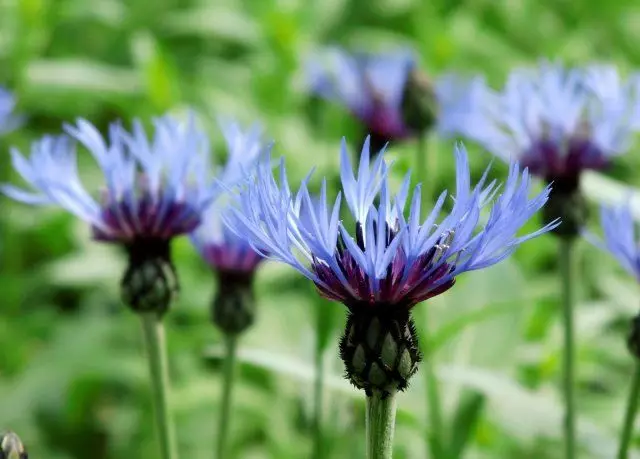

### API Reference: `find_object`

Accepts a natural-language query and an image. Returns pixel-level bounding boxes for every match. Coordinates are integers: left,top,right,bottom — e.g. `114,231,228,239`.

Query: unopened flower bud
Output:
121,238,178,316
339,308,421,397
0,431,27,459
401,69,438,134
212,270,256,336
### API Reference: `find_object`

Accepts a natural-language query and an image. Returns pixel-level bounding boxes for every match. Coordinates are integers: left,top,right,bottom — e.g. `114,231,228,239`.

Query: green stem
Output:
312,346,325,459
559,238,576,459
617,362,640,459
366,391,398,459
140,312,179,459
423,313,446,458
217,334,238,459
416,134,446,458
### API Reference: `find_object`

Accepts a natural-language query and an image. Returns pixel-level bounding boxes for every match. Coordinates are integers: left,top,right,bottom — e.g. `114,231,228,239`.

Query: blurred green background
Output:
2,0,640,457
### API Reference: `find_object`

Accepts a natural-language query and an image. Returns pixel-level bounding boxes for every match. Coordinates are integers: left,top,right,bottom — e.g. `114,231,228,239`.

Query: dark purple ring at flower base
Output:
521,136,609,184
92,191,203,243
311,222,456,310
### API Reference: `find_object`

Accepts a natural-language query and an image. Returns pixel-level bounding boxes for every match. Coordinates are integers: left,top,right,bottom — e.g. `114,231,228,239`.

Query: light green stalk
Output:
216,334,238,459
559,239,576,459
366,391,398,459
140,312,179,459
617,361,640,459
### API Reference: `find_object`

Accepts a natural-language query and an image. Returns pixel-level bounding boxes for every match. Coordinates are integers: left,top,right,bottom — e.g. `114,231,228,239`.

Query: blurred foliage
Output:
2,0,640,457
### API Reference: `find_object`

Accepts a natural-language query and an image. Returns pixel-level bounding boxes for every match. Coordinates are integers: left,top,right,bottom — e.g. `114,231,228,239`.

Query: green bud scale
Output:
121,238,178,317
212,270,257,336
0,431,27,459
339,307,421,397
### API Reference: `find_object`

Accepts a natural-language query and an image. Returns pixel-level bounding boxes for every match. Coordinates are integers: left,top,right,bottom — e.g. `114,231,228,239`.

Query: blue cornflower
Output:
453,61,640,182
307,48,413,140
2,113,217,314
191,120,269,334
0,87,21,134
225,137,557,393
226,137,557,310
588,203,640,280
190,119,266,274
588,202,640,358
306,48,469,147
2,114,216,244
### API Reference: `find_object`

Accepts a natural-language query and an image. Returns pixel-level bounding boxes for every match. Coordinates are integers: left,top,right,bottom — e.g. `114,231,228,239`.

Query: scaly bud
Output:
212,270,257,336
401,69,438,134
121,238,178,316
339,307,421,397
0,431,27,459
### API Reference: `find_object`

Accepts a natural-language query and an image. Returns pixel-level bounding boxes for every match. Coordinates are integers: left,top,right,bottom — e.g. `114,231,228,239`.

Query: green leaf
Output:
447,391,486,459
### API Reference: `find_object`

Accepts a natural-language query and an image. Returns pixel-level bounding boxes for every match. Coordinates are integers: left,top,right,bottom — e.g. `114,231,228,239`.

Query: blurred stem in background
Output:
312,293,340,458
312,340,325,459
140,312,179,459
559,239,576,459
617,360,640,459
416,134,446,458
366,391,397,459
217,334,238,459
211,271,258,459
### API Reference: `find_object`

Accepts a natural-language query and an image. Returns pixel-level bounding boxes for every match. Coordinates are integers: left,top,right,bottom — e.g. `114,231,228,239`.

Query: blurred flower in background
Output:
1,115,216,244
457,62,640,182
0,87,22,134
225,137,558,394
454,61,640,236
1,114,217,314
190,119,267,334
588,202,640,281
306,47,471,152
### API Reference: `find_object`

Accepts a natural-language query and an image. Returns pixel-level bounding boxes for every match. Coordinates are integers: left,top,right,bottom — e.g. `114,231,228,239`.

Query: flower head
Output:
307,48,415,141
306,47,486,151
588,202,640,358
0,87,21,134
588,202,640,280
452,61,640,182
190,119,266,274
226,137,558,312
1,114,216,244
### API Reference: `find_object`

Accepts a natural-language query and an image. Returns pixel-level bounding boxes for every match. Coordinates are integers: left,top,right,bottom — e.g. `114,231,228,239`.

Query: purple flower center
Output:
522,131,609,181
93,190,201,243
364,102,412,140
200,241,264,274
311,222,455,310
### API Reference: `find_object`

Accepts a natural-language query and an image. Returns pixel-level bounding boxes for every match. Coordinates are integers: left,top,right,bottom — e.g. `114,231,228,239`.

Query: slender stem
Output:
559,238,576,459
366,391,398,459
217,334,238,459
312,346,325,459
140,312,179,459
416,134,446,458
423,315,446,458
617,362,640,459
